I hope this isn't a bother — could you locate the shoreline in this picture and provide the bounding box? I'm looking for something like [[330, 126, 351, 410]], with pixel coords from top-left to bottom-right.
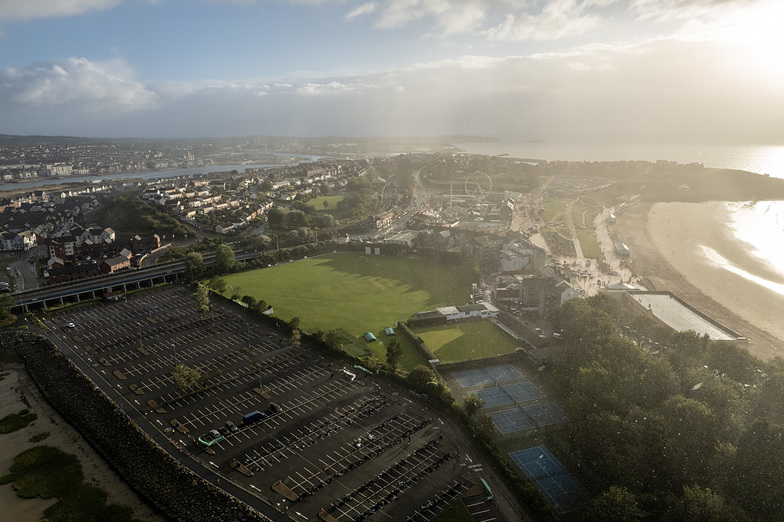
[[615, 202, 782, 361], [0, 363, 165, 522]]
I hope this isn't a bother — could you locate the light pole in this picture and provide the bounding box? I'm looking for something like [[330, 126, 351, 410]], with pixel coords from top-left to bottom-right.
[[172, 344, 177, 367], [139, 324, 143, 350]]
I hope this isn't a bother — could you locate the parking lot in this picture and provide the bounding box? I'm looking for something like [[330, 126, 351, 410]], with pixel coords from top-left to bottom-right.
[[44, 285, 505, 522]]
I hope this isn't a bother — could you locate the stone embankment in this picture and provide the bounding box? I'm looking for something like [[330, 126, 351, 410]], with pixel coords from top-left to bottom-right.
[[1, 331, 271, 522]]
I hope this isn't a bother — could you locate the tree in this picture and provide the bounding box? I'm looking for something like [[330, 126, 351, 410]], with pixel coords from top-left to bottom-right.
[[183, 252, 206, 282], [215, 244, 236, 274], [0, 293, 15, 321], [406, 364, 436, 393], [463, 392, 484, 417], [289, 316, 301, 330], [267, 207, 285, 227], [668, 485, 748, 522], [323, 200, 329, 209], [386, 339, 404, 371], [253, 300, 268, 316], [193, 284, 210, 317], [208, 276, 227, 293], [474, 414, 497, 442], [172, 364, 201, 392], [241, 295, 257, 308], [283, 209, 307, 229], [587, 486, 646, 522], [324, 330, 343, 351], [291, 329, 301, 351]]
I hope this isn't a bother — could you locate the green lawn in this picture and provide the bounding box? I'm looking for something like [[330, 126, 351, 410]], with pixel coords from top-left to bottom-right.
[[220, 253, 475, 369], [541, 198, 571, 223], [415, 321, 521, 364], [576, 228, 602, 258], [306, 195, 345, 212]]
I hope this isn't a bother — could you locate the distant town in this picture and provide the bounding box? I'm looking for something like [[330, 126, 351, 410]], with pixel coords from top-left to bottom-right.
[[1, 135, 726, 325]]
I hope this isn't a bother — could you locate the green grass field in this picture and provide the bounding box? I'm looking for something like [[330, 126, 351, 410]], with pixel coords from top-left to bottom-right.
[[221, 253, 475, 369], [415, 321, 520, 364], [541, 198, 571, 223], [576, 228, 602, 258], [306, 195, 345, 211]]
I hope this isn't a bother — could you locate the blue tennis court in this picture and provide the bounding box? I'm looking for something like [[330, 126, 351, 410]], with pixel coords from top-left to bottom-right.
[[489, 402, 568, 434], [509, 446, 588, 514], [453, 364, 526, 388], [477, 382, 544, 408]]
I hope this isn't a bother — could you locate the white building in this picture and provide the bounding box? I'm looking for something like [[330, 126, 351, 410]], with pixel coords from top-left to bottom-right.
[[436, 302, 500, 321]]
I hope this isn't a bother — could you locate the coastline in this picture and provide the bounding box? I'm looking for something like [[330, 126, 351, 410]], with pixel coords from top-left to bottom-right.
[[0, 364, 165, 522], [615, 202, 783, 361]]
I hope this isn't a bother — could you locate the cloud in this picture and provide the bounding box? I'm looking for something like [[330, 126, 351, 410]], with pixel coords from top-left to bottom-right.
[[486, 0, 605, 41], [296, 81, 355, 95], [1, 57, 158, 111], [2, 33, 783, 141], [0, 0, 123, 20], [632, 0, 764, 21], [361, 0, 615, 40], [346, 2, 377, 21]]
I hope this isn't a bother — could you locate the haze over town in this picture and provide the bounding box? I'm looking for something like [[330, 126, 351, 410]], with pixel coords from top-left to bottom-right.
[[2, 0, 784, 141]]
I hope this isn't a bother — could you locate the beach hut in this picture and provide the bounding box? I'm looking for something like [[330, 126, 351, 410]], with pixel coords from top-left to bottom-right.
[[384, 327, 395, 336], [364, 332, 377, 342]]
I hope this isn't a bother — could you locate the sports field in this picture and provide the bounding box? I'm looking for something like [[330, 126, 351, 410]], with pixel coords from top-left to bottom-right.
[[220, 253, 474, 369], [414, 321, 520, 364]]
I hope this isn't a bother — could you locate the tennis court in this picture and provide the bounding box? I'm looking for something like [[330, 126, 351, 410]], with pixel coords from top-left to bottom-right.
[[477, 382, 544, 408], [453, 364, 526, 388], [509, 446, 588, 514], [489, 402, 568, 434]]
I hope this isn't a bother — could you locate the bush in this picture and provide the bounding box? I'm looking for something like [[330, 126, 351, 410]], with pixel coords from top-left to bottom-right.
[[0, 409, 38, 433]]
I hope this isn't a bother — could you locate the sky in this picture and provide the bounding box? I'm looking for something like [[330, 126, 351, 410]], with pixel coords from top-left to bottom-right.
[[1, 0, 783, 141]]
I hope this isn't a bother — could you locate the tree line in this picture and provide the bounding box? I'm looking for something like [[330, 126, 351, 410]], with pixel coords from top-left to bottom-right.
[[549, 295, 784, 521]]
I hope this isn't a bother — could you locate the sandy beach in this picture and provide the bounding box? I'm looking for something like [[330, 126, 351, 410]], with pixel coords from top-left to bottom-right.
[[0, 364, 165, 522], [615, 202, 783, 361]]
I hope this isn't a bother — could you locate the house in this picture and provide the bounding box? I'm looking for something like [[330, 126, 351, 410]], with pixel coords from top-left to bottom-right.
[[100, 255, 131, 274], [499, 239, 547, 274], [0, 230, 37, 251], [47, 235, 78, 260], [555, 280, 581, 305], [48, 261, 100, 283], [436, 303, 500, 321]]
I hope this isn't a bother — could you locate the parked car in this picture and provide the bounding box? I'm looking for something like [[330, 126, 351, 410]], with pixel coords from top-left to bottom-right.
[[218, 426, 230, 437], [226, 421, 238, 433]]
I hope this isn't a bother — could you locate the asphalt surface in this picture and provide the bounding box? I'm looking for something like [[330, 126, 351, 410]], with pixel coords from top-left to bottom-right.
[[38, 284, 525, 522]]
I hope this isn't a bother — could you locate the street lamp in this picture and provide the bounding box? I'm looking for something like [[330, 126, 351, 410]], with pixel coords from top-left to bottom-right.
[[139, 324, 143, 350], [172, 344, 177, 367]]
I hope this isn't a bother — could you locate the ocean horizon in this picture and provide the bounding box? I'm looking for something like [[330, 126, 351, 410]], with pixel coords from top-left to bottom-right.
[[457, 139, 784, 180]]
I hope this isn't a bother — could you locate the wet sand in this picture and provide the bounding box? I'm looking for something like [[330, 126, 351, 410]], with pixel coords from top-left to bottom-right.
[[0, 365, 165, 522], [615, 202, 783, 361]]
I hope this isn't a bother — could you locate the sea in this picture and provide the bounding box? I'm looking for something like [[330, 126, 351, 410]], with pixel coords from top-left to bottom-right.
[[458, 138, 784, 344]]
